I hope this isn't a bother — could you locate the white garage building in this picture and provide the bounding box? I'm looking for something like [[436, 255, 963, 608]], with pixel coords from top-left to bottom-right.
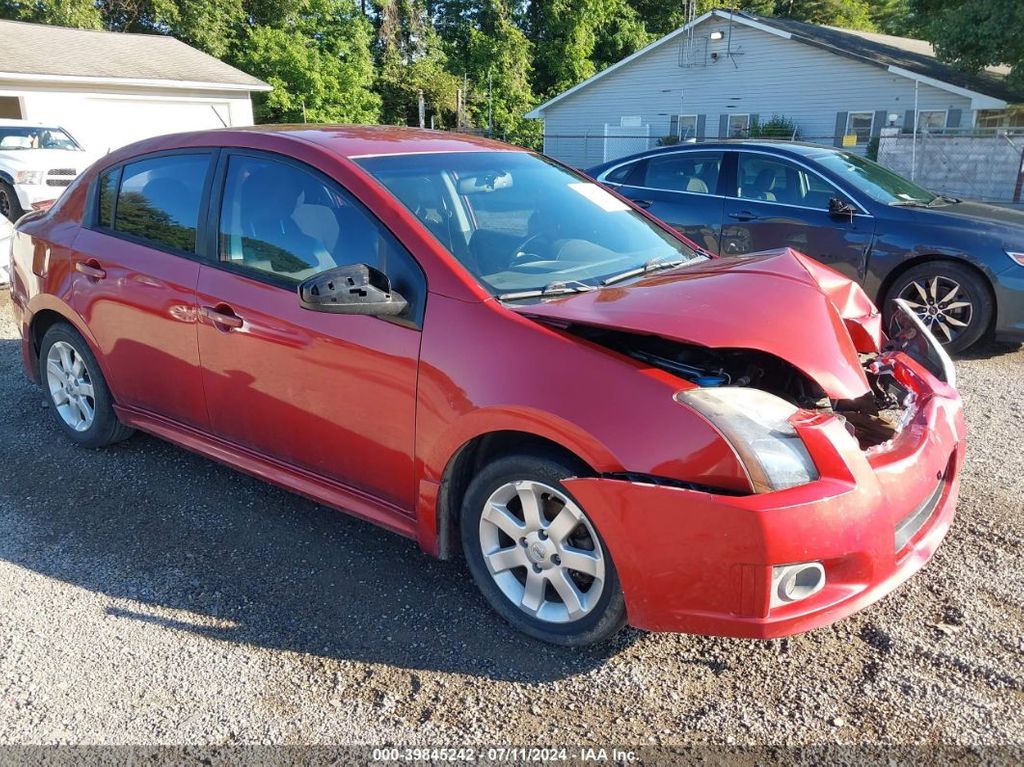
[[0, 19, 270, 155]]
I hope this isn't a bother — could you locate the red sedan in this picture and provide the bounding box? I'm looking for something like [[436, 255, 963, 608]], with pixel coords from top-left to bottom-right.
[[7, 127, 964, 646]]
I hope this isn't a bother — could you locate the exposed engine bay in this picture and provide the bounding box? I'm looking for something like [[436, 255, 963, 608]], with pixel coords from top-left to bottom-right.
[[567, 325, 916, 451]]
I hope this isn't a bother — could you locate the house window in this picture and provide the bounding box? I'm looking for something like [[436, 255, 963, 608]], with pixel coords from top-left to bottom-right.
[[727, 114, 750, 138], [916, 110, 947, 133], [620, 115, 642, 128], [677, 115, 698, 140], [845, 112, 874, 144]]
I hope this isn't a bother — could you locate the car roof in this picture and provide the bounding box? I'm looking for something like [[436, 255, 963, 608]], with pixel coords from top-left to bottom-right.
[[594, 140, 841, 170], [115, 124, 527, 160]]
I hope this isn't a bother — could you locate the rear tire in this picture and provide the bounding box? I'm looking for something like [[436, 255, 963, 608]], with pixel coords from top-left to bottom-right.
[[460, 451, 627, 646], [38, 322, 134, 448], [883, 261, 992, 354], [0, 181, 24, 222]]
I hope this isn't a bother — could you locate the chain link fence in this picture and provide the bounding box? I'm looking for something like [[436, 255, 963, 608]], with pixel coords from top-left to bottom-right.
[[539, 130, 1024, 207]]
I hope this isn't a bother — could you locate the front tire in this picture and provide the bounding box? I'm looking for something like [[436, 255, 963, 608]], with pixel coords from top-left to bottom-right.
[[883, 261, 992, 353], [38, 323, 134, 448], [460, 452, 627, 646], [0, 181, 24, 222]]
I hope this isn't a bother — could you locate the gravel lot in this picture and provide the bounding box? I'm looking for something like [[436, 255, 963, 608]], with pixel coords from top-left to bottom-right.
[[0, 289, 1023, 749]]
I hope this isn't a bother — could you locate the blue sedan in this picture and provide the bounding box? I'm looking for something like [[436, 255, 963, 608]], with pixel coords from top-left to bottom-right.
[[588, 142, 1024, 352]]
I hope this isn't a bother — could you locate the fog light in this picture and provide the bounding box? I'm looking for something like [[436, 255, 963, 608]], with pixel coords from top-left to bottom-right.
[[770, 562, 826, 608]]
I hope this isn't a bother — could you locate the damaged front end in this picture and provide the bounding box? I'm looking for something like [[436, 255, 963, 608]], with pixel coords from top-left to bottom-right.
[[566, 323, 917, 455]]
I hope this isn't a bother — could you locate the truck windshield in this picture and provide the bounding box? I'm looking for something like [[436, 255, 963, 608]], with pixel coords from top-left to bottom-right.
[[357, 151, 701, 297], [0, 126, 81, 151]]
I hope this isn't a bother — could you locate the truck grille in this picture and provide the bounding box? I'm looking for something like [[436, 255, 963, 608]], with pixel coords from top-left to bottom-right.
[[46, 168, 77, 187]]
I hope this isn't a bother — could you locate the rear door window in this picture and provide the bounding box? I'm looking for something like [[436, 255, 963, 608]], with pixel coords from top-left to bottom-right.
[[641, 152, 722, 195], [113, 154, 210, 253]]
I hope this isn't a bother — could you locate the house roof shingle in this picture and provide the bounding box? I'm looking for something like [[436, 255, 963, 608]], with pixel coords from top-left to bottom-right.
[[0, 19, 270, 91]]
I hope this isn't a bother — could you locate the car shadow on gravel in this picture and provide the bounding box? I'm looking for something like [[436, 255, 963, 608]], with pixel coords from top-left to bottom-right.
[[955, 337, 1022, 361], [0, 337, 635, 682]]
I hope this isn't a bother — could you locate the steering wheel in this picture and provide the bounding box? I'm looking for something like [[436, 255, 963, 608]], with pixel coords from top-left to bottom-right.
[[508, 232, 549, 268]]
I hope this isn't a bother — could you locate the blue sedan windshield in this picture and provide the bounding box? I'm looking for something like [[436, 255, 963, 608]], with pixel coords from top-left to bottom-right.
[[814, 150, 937, 205]]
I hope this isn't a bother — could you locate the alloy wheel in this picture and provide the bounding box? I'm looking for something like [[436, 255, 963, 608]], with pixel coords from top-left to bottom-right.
[[896, 275, 973, 344], [0, 189, 10, 219], [478, 480, 606, 624], [45, 341, 96, 432]]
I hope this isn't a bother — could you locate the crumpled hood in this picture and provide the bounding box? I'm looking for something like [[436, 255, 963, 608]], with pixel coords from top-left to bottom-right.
[[512, 248, 881, 400]]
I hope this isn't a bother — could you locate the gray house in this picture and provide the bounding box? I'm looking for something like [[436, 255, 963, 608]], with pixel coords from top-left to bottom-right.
[[527, 9, 1016, 169]]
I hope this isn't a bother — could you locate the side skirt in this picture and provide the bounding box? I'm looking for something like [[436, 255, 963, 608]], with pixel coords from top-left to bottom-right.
[[114, 405, 418, 541]]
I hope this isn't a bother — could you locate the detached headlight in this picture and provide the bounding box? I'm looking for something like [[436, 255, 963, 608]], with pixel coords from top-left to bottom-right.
[[14, 170, 45, 185], [1006, 251, 1024, 267], [675, 387, 819, 493]]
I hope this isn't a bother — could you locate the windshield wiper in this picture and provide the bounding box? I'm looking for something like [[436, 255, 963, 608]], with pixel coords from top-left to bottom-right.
[[601, 256, 691, 287], [888, 200, 931, 207], [498, 280, 596, 301]]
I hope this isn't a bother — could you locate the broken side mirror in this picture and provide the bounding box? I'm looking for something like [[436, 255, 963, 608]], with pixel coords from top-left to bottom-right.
[[828, 197, 857, 221], [298, 263, 408, 317]]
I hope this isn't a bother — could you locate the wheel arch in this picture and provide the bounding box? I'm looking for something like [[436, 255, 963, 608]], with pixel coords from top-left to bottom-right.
[[25, 297, 109, 386], [434, 430, 596, 561], [876, 253, 998, 332]]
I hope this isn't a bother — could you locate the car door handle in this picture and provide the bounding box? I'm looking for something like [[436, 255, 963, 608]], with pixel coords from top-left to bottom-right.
[[727, 210, 760, 221], [75, 260, 106, 280], [201, 305, 244, 330], [632, 199, 653, 209]]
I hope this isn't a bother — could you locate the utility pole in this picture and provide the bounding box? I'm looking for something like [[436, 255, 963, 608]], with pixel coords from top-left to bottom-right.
[[456, 88, 463, 131], [488, 70, 493, 136], [418, 89, 425, 129]]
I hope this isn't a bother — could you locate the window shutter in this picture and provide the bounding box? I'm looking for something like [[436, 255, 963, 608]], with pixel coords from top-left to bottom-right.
[[669, 115, 680, 138], [719, 114, 729, 138], [872, 110, 887, 136], [749, 113, 759, 136], [834, 112, 848, 146], [696, 114, 706, 140], [903, 110, 915, 132], [946, 109, 962, 129]]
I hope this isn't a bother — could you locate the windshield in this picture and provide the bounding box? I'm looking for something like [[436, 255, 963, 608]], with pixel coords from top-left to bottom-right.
[[813, 149, 936, 205], [0, 126, 81, 151], [357, 151, 701, 296]]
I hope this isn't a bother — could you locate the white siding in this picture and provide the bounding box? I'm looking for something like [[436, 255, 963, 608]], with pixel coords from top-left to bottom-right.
[[0, 80, 256, 155], [539, 19, 973, 168]]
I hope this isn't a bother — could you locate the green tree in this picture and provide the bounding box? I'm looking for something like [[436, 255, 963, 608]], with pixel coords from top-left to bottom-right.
[[375, 0, 460, 126], [0, 0, 103, 27], [465, 0, 539, 145], [911, 0, 1024, 92], [232, 0, 380, 123], [773, 0, 876, 31]]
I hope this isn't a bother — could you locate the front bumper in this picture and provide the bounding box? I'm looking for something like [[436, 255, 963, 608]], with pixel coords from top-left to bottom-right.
[[13, 182, 61, 210], [992, 261, 1024, 342], [564, 353, 965, 638]]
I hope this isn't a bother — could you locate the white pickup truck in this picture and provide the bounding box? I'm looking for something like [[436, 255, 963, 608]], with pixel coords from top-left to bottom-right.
[[0, 119, 95, 222]]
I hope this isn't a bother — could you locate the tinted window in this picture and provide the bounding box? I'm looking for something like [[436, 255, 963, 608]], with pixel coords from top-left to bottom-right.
[[114, 155, 209, 253], [642, 152, 721, 195], [736, 153, 839, 209], [218, 155, 425, 321], [97, 168, 118, 229]]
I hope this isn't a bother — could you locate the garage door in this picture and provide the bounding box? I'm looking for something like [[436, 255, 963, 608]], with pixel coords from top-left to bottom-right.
[[72, 98, 231, 153]]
